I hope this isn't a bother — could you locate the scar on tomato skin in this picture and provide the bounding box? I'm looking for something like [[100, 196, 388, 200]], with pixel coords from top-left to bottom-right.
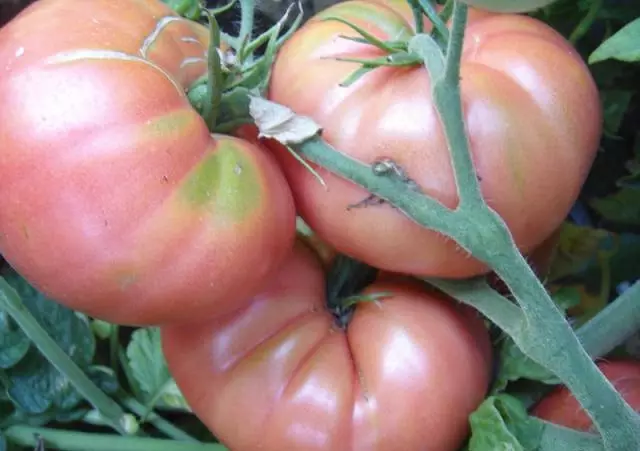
[[346, 195, 388, 211]]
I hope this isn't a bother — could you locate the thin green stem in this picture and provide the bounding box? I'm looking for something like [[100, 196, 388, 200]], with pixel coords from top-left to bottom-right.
[[119, 393, 198, 442], [438, 0, 454, 22], [238, 0, 256, 58], [203, 11, 223, 130], [416, 0, 449, 41], [0, 278, 129, 435], [426, 277, 523, 335], [578, 280, 640, 360], [4, 426, 226, 451], [569, 0, 603, 44], [432, 2, 484, 208], [408, 0, 425, 33]]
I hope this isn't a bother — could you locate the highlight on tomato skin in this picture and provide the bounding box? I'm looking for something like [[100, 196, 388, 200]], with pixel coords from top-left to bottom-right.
[[266, 0, 602, 281], [532, 360, 640, 432], [0, 0, 297, 326], [161, 240, 494, 451]]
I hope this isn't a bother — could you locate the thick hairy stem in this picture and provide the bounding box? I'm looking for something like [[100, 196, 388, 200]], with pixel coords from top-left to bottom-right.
[[492, 242, 640, 450]]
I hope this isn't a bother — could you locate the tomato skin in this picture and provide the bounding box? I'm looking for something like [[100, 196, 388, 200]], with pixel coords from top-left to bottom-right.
[[0, 0, 296, 325], [532, 360, 640, 432], [266, 0, 601, 279], [162, 241, 493, 451]]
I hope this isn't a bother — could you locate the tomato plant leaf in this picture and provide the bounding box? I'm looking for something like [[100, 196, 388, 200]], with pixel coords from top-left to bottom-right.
[[0, 312, 30, 369], [125, 328, 189, 412], [590, 187, 640, 225], [548, 222, 610, 282], [468, 394, 543, 451], [589, 17, 640, 64], [601, 90, 634, 137], [0, 268, 95, 415]]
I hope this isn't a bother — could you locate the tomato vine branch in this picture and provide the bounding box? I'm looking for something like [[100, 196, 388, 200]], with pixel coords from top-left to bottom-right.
[[578, 280, 640, 360], [259, 2, 640, 449]]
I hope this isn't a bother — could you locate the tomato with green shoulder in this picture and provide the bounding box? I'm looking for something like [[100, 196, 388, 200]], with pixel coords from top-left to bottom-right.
[[0, 0, 296, 325]]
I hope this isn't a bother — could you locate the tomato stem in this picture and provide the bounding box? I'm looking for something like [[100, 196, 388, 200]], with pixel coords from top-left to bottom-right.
[[118, 393, 198, 442], [414, 0, 450, 42], [578, 280, 640, 361], [4, 426, 226, 451], [238, 0, 256, 57], [203, 11, 223, 130], [0, 278, 131, 436], [569, 0, 603, 45], [408, 0, 425, 33]]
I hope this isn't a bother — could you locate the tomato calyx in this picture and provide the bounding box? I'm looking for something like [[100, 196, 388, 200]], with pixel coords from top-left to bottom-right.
[[183, 1, 304, 131], [319, 9, 449, 88], [325, 254, 380, 329]]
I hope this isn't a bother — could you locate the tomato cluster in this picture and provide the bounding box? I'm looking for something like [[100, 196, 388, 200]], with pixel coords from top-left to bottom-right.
[[0, 0, 606, 450]]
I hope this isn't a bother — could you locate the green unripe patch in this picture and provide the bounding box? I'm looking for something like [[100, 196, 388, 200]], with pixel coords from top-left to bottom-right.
[[180, 140, 262, 222]]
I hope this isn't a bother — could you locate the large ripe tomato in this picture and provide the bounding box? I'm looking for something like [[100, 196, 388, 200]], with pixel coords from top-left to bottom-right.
[[161, 241, 493, 451], [266, 0, 601, 279], [532, 360, 640, 432], [0, 0, 296, 325]]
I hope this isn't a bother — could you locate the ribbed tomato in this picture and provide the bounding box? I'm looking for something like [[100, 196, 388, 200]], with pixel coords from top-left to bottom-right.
[[266, 0, 601, 279], [162, 241, 493, 451], [0, 0, 296, 325]]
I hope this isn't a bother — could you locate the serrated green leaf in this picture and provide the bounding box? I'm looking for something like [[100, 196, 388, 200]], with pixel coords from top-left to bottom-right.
[[0, 267, 95, 415], [468, 394, 543, 451], [590, 188, 640, 225], [125, 328, 187, 411], [0, 312, 30, 369], [589, 17, 640, 64]]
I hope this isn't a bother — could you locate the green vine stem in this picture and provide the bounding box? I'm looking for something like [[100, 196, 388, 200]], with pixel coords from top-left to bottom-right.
[[570, 0, 603, 44], [578, 280, 640, 359], [119, 394, 198, 442], [253, 3, 640, 449], [0, 278, 131, 436], [4, 426, 227, 451]]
